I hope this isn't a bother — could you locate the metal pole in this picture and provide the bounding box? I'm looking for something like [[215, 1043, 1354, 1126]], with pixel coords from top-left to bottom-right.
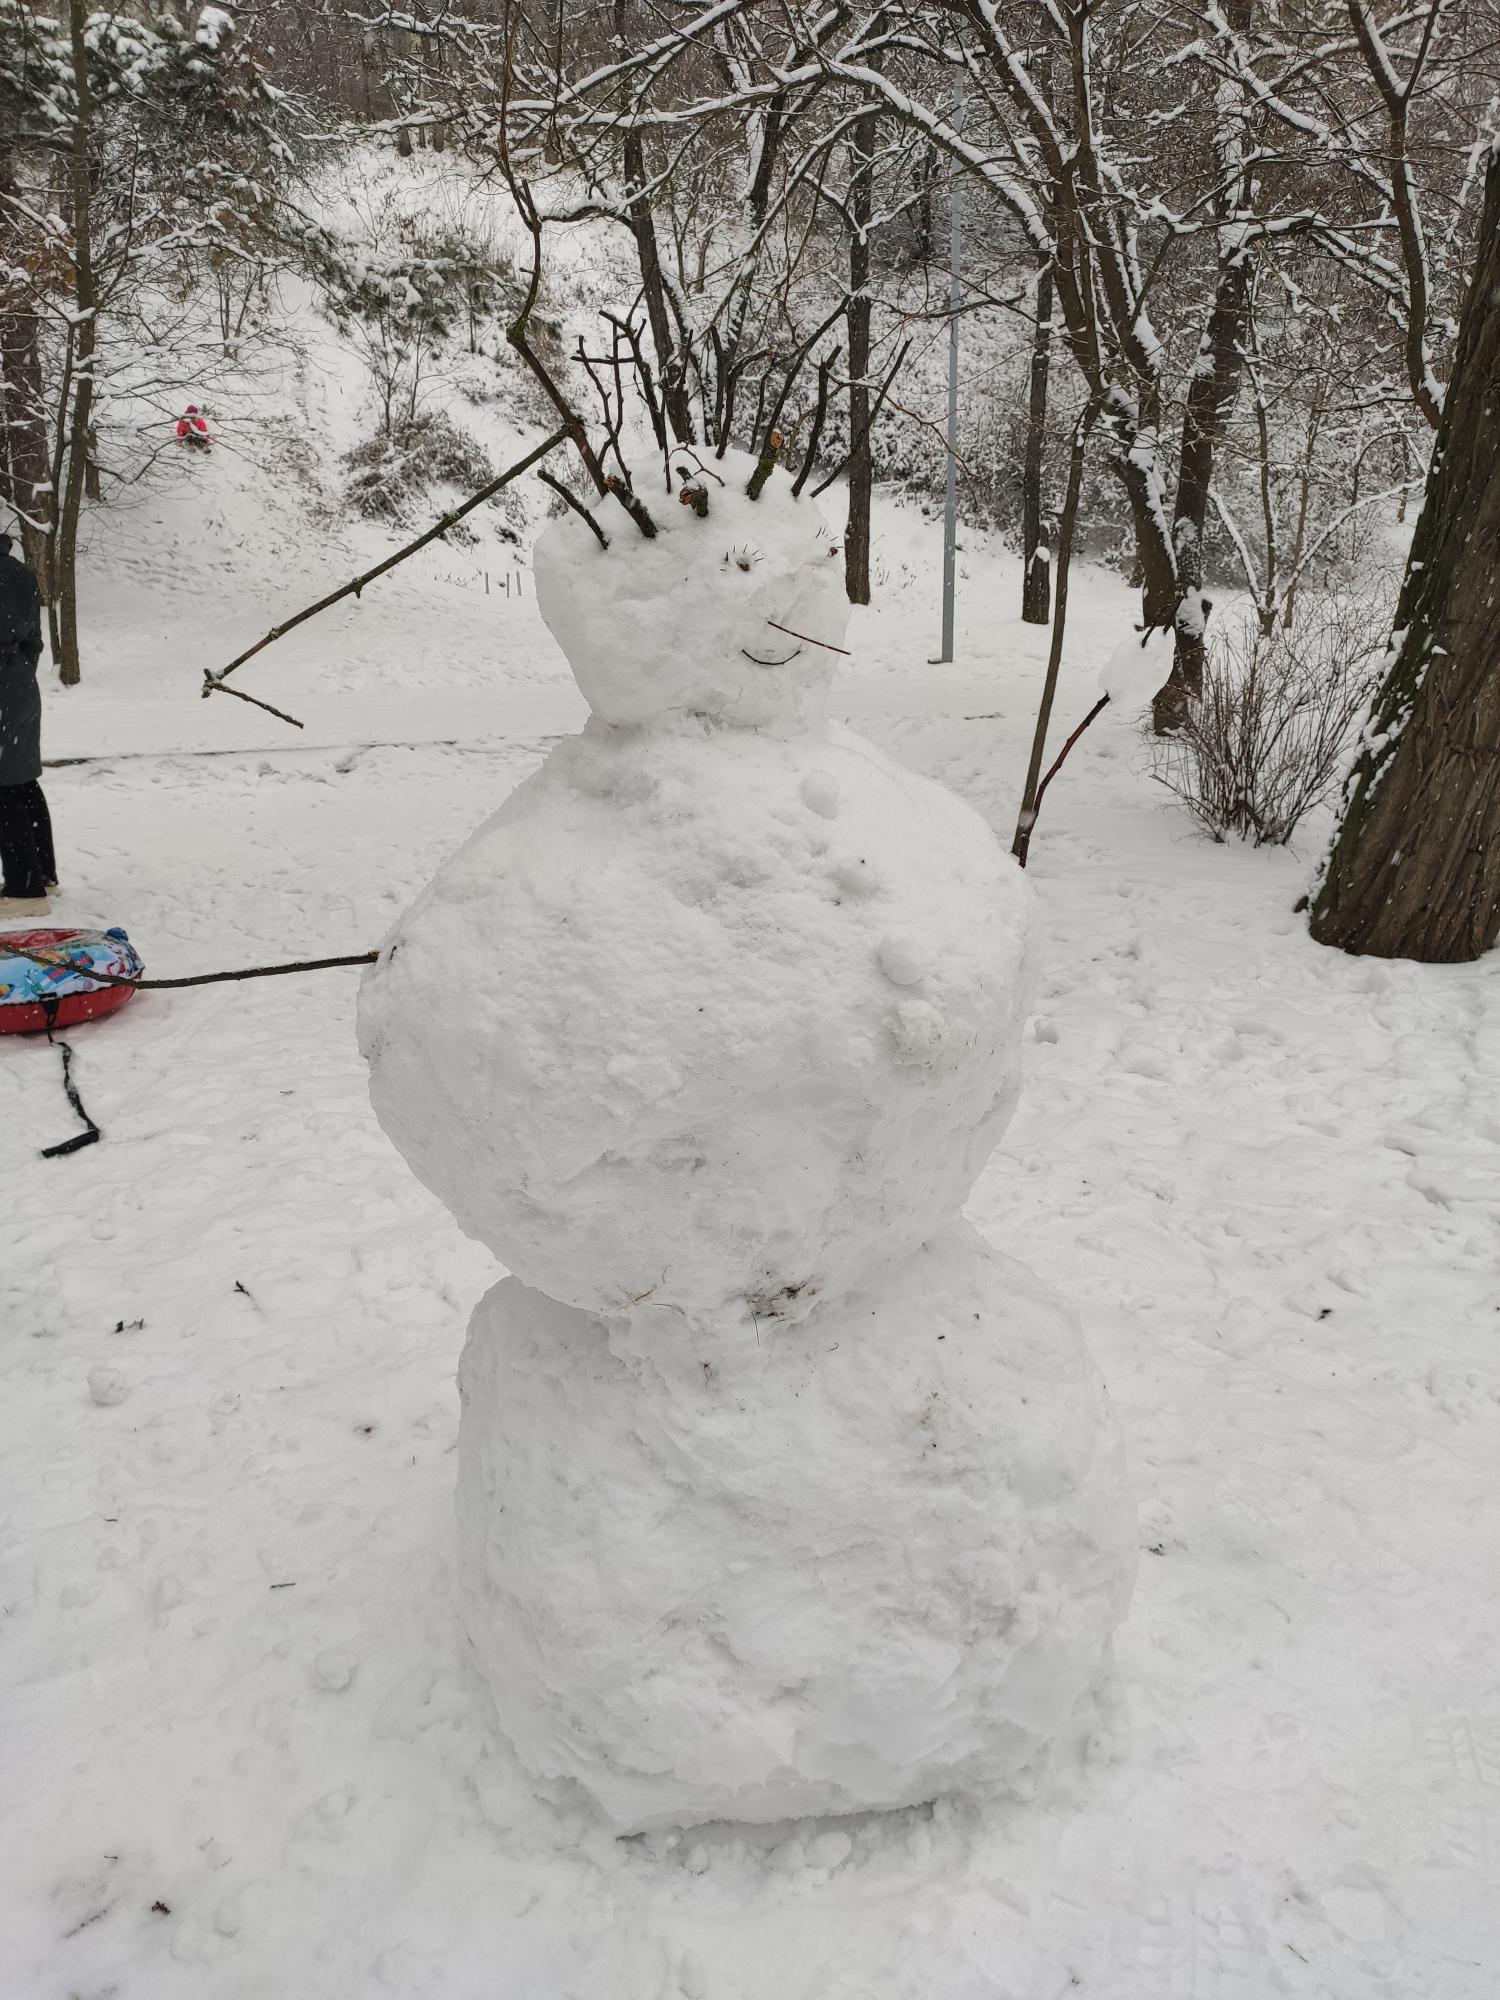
[[934, 174, 961, 663]]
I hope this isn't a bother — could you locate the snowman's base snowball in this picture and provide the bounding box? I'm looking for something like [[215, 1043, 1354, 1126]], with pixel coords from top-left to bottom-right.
[[456, 1222, 1136, 1833]]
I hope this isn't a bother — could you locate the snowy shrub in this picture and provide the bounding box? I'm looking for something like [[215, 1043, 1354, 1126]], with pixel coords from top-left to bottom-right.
[[1151, 596, 1387, 847], [342, 411, 493, 520]]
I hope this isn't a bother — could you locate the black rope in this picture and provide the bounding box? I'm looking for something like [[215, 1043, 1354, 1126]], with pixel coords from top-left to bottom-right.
[[37, 998, 101, 1158]]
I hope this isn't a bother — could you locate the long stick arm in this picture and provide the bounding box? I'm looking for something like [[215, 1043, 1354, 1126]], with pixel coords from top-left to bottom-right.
[[200, 426, 573, 717]]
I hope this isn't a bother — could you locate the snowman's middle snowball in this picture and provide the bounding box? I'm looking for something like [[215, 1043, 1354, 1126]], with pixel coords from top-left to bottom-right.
[[359, 719, 1035, 1350]]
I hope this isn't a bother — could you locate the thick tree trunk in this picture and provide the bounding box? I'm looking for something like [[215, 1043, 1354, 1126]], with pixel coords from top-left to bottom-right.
[[844, 107, 878, 608], [1309, 147, 1500, 963], [1020, 262, 1053, 626], [55, 0, 97, 687]]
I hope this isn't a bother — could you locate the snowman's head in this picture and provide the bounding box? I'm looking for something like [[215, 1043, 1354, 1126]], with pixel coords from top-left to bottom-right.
[[533, 447, 851, 731]]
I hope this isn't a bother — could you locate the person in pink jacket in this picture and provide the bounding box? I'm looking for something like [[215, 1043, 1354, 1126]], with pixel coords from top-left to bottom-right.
[[176, 405, 211, 448]]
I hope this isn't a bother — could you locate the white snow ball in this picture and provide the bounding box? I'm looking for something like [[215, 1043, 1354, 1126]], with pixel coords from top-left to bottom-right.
[[1098, 627, 1176, 714], [88, 1365, 129, 1407], [455, 1222, 1136, 1832], [877, 934, 925, 986], [800, 771, 841, 818], [533, 448, 850, 731], [312, 1649, 357, 1691], [359, 722, 1034, 1350]]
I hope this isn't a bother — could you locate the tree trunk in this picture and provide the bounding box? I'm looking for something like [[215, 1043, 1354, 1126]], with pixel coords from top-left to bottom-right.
[[0, 306, 51, 597], [0, 139, 51, 599], [913, 144, 934, 267], [56, 0, 97, 687], [1153, 0, 1254, 735], [1280, 391, 1320, 630], [1012, 404, 1095, 867], [1308, 147, 1500, 963], [1116, 426, 1177, 633], [624, 128, 694, 445], [611, 0, 693, 446], [1020, 261, 1053, 625], [1151, 253, 1253, 730], [844, 106, 878, 608]]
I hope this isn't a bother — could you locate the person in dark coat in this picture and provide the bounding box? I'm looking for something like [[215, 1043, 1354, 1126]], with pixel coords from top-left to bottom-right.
[[0, 529, 56, 915]]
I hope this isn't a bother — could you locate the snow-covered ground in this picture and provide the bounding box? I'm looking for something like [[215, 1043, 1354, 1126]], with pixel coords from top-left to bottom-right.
[[4, 159, 1499, 2000]]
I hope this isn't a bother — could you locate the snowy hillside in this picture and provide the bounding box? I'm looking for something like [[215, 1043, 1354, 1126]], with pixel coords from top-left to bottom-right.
[[3, 149, 1499, 2000]]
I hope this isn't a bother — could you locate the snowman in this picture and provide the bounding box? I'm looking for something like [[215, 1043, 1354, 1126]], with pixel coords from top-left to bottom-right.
[[358, 448, 1135, 1832]]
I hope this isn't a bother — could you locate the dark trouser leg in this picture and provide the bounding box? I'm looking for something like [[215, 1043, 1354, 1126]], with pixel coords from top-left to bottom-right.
[[32, 784, 56, 883], [0, 781, 51, 898]]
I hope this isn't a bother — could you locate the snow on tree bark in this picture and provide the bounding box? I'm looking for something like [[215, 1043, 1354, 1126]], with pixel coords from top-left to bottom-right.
[[0, 302, 50, 598], [843, 102, 878, 608], [1021, 260, 1053, 627], [55, 0, 97, 689], [1309, 145, 1500, 963], [1153, 0, 1255, 735]]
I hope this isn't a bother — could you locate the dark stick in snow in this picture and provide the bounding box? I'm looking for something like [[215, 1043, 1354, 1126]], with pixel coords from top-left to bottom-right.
[[8, 945, 379, 991], [1012, 403, 1096, 867], [1030, 695, 1111, 822], [764, 620, 850, 656], [537, 470, 610, 549]]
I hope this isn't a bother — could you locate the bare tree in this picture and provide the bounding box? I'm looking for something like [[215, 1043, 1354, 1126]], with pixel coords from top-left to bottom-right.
[[0, 0, 299, 681]]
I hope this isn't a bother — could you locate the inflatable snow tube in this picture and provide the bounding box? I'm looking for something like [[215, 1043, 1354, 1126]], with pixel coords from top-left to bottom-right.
[[0, 927, 142, 1036]]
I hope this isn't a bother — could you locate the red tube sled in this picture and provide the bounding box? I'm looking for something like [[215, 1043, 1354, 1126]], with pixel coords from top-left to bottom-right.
[[0, 927, 143, 1036]]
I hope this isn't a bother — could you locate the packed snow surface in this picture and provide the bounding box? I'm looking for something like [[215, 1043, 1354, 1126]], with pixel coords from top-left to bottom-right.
[[458, 1225, 1135, 1832]]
